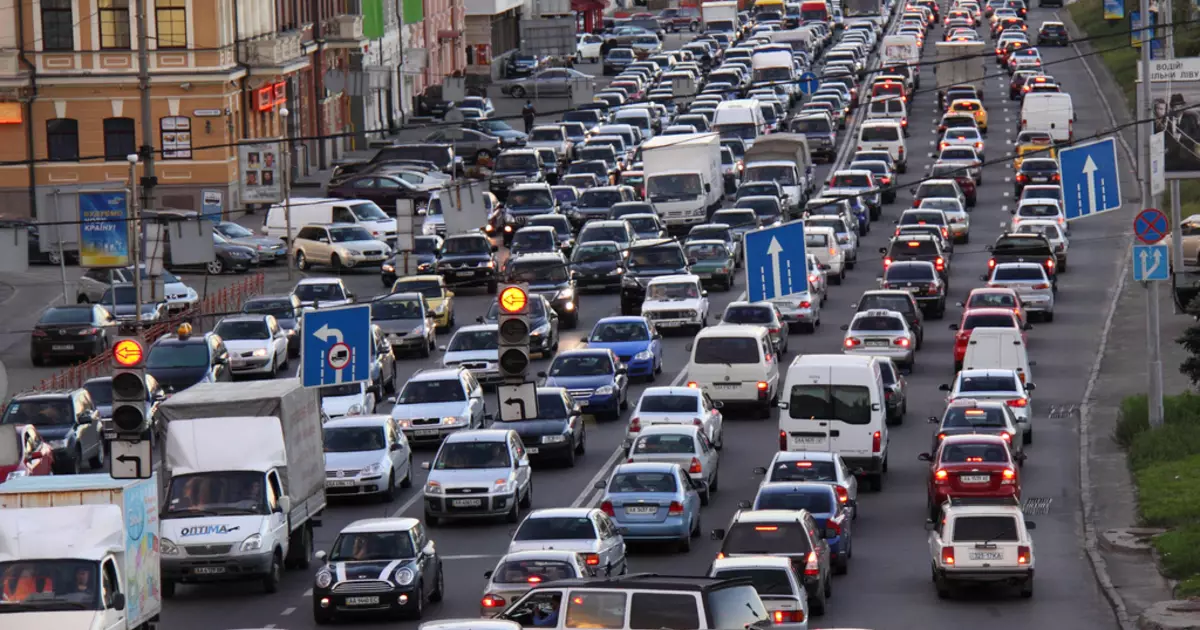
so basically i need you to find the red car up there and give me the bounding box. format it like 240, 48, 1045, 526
949, 307, 1028, 370
0, 425, 55, 483
920, 434, 1020, 519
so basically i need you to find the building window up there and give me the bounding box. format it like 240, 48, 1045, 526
46, 119, 79, 162
99, 0, 131, 49
41, 0, 74, 51
103, 118, 137, 161
155, 0, 187, 48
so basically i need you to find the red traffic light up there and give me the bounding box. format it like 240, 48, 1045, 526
113, 339, 145, 368
499, 286, 528, 314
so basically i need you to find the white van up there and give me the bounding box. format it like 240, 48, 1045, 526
778, 354, 889, 490
613, 108, 655, 142
714, 100, 768, 149
264, 197, 398, 244
804, 225, 845, 284
686, 325, 781, 418
962, 327, 1035, 387
1020, 93, 1075, 144
857, 120, 907, 172
867, 97, 908, 135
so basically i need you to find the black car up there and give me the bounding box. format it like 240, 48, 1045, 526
483, 294, 560, 357
503, 184, 558, 244
620, 239, 690, 315
535, 148, 561, 185
241, 294, 304, 358
142, 211, 258, 275
735, 181, 786, 204
499, 387, 586, 466
437, 233, 499, 294
507, 52, 543, 77
490, 150, 546, 200
734, 196, 784, 227
1, 389, 104, 473
312, 518, 444, 623
987, 233, 1058, 287
505, 252, 580, 328
146, 326, 233, 395
879, 261, 946, 318
416, 85, 453, 118
881, 235, 950, 282
879, 358, 908, 424
609, 201, 656, 221
381, 236, 442, 287
1014, 158, 1061, 194
30, 304, 115, 366
571, 240, 627, 292
1037, 21, 1068, 44
854, 290, 925, 348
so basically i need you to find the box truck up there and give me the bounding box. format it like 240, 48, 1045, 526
743, 134, 814, 219
702, 1, 739, 33
935, 41, 987, 105
641, 134, 724, 231
0, 474, 161, 630
882, 34, 922, 88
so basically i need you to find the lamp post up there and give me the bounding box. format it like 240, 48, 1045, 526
280, 107, 294, 281
127, 153, 143, 331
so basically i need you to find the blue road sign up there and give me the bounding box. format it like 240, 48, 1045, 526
1133, 244, 1170, 281
1134, 208, 1169, 244
1060, 137, 1122, 221
799, 72, 819, 95
301, 305, 372, 388
745, 221, 809, 303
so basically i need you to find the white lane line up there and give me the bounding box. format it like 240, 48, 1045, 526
443, 554, 504, 561
1001, 205, 1008, 213
265, 626, 277, 629
281, 607, 296, 616
1003, 191, 1010, 197
304, 588, 313, 597
1004, 176, 1012, 182
390, 482, 426, 517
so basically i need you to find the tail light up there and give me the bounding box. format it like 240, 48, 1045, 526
716, 552, 725, 560
935, 257, 945, 271
1002, 467, 1017, 483
799, 300, 811, 308
872, 430, 882, 453
689, 457, 703, 474
1032, 283, 1050, 290
937, 432, 947, 441
1006, 398, 1028, 408
583, 553, 601, 566
845, 337, 861, 348
1018, 546, 1031, 564
482, 594, 507, 608
934, 468, 949, 483
899, 146, 905, 159
630, 417, 640, 432
32, 329, 46, 337
942, 547, 956, 564
826, 517, 842, 536
894, 337, 911, 347
773, 610, 805, 624
600, 501, 615, 516
883, 257, 893, 267
885, 389, 894, 400
527, 576, 543, 584
757, 381, 769, 391
809, 274, 819, 283
1016, 173, 1027, 182
1021, 118, 1027, 126
779, 430, 787, 450
769, 327, 780, 335
803, 551, 820, 576
686, 381, 698, 388
835, 485, 849, 503
974, 141, 983, 149
1001, 432, 1012, 442
668, 501, 685, 515
988, 258, 997, 269
880, 176, 890, 184
941, 227, 949, 239
1045, 258, 1056, 270
939, 141, 948, 150
692, 417, 704, 428
1052, 173, 1061, 182
829, 248, 838, 257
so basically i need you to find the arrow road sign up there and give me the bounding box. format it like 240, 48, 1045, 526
1133, 244, 1170, 282
498, 382, 540, 422
1134, 208, 1169, 245
110, 439, 152, 480
1059, 137, 1122, 220
799, 72, 819, 95
744, 220, 809, 303
301, 305, 372, 388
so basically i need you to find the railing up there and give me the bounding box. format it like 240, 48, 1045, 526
33, 273, 267, 392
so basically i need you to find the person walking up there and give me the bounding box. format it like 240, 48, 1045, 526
522, 100, 537, 133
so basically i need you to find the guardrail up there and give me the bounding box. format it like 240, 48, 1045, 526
33, 273, 267, 392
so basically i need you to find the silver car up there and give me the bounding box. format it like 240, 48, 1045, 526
918, 198, 970, 243
479, 551, 590, 615
500, 68, 596, 99
506, 508, 627, 576
212, 313, 290, 377
840, 309, 916, 368
721, 301, 790, 354
76, 266, 198, 315
626, 425, 720, 505
291, 223, 392, 271
422, 429, 532, 524
371, 292, 437, 358
985, 262, 1055, 320
214, 221, 288, 263
939, 127, 985, 160
322, 414, 414, 500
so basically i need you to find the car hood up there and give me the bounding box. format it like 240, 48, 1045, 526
162, 514, 267, 545
224, 338, 271, 355
376, 318, 426, 334
149, 366, 210, 393
544, 375, 615, 389
327, 558, 417, 583
392, 401, 470, 420
626, 266, 689, 280
642, 298, 702, 311
507, 418, 570, 438
440, 253, 492, 264
230, 235, 286, 249
444, 349, 498, 364
507, 204, 557, 215
32, 425, 73, 441
587, 340, 651, 356
429, 467, 513, 487
574, 260, 620, 273
337, 240, 389, 254
326, 449, 387, 471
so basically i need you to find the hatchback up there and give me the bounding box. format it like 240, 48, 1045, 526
508, 508, 627, 576
920, 434, 1021, 520
745, 483, 853, 574
1014, 158, 1060, 194
626, 425, 719, 505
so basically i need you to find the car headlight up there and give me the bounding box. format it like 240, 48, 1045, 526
161, 538, 179, 555
230, 250, 251, 259
493, 478, 514, 492
361, 463, 383, 476
411, 326, 425, 336
558, 288, 575, 300
531, 323, 550, 337
395, 418, 411, 428
240, 534, 263, 552
596, 385, 615, 396
434, 302, 447, 314
382, 263, 395, 273
608, 268, 624, 275
346, 404, 365, 416
543, 434, 568, 444
315, 570, 333, 589
394, 567, 416, 586
485, 260, 496, 268
441, 416, 463, 425
252, 348, 268, 357
425, 481, 443, 495
634, 349, 654, 361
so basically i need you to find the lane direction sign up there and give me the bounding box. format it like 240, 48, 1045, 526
1134, 244, 1170, 281
1134, 208, 1169, 244
498, 382, 540, 422
111, 439, 152, 479
799, 72, 819, 95
301, 305, 371, 388
1060, 137, 1122, 220
744, 221, 809, 303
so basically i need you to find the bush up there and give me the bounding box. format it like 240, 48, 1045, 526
1176, 575, 1200, 599
1135, 455, 1200, 527
1154, 525, 1200, 581
1130, 423, 1200, 471
1114, 393, 1200, 450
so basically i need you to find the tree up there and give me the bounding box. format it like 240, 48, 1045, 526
1175, 294, 1200, 385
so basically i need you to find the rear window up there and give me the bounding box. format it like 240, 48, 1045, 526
707, 585, 770, 630
805, 233, 829, 247
1022, 160, 1058, 172
859, 295, 913, 314
754, 488, 834, 513
609, 471, 678, 492
952, 515, 1020, 542
723, 522, 812, 555
964, 313, 1016, 329
710, 568, 795, 596
940, 441, 1009, 463
968, 293, 1017, 309
943, 406, 1009, 428
492, 560, 576, 583
639, 394, 699, 413
1018, 203, 1060, 217
993, 237, 1050, 253
723, 305, 774, 324
768, 460, 837, 482
851, 315, 905, 331
993, 266, 1046, 281
885, 264, 935, 281
633, 433, 696, 454
694, 337, 761, 364
788, 385, 871, 424
513, 517, 596, 541
830, 173, 871, 188
959, 375, 1018, 392
891, 240, 939, 256
901, 211, 945, 225
861, 125, 899, 141
918, 184, 958, 198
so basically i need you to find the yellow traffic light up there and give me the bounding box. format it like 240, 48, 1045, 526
500, 286, 528, 314
112, 338, 145, 368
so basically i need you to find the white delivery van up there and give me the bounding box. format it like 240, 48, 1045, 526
867, 97, 908, 134
962, 327, 1035, 387
264, 197, 398, 244
687, 324, 781, 418
641, 133, 724, 228
778, 354, 889, 490
804, 225, 846, 283
1020, 93, 1074, 144
881, 34, 921, 88
751, 50, 797, 99
857, 120, 907, 172
714, 99, 768, 149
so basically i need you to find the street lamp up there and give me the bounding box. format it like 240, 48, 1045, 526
279, 106, 294, 279
127, 153, 143, 328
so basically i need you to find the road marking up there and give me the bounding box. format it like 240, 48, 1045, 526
265, 626, 276, 629
281, 607, 296, 616
1002, 205, 1009, 213
443, 554, 504, 561
1003, 191, 1010, 197
304, 588, 313, 597
390, 481, 426, 517
1005, 176, 1011, 183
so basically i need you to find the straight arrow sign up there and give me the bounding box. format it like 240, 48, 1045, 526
1082, 156, 1098, 217
768, 236, 784, 298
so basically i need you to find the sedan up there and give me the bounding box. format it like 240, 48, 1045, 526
684, 240, 737, 292
212, 314, 290, 378
327, 174, 434, 208
626, 386, 723, 450
919, 434, 1021, 520
584, 316, 663, 380
1016, 220, 1069, 269
985, 262, 1056, 320
840, 308, 917, 368
939, 127, 986, 159
371, 292, 437, 358
500, 68, 596, 98
626, 425, 719, 505
754, 450, 860, 518
500, 387, 587, 467
748, 482, 853, 574
214, 221, 288, 264
721, 301, 789, 354
480, 551, 589, 615
507, 508, 627, 576
540, 350, 628, 419
595, 462, 702, 551
1014, 157, 1061, 194
30, 304, 115, 366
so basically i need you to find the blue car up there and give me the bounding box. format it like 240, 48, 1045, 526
595, 462, 702, 551
540, 348, 629, 420
749, 482, 852, 574
584, 316, 663, 380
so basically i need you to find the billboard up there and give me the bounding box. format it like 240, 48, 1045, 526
239, 141, 284, 204
77, 191, 131, 268
1139, 58, 1200, 179
1104, 0, 1124, 20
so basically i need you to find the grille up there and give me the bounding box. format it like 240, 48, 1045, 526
568, 389, 595, 398
185, 545, 232, 556
326, 469, 358, 478
647, 310, 693, 319
240, 351, 257, 358
445, 487, 489, 495
462, 362, 491, 370
617, 355, 634, 362
363, 250, 384, 256
410, 418, 440, 426
332, 580, 392, 593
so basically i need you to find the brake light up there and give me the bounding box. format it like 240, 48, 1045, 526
629, 417, 641, 433
835, 485, 849, 503
845, 337, 861, 348
1052, 173, 1061, 182
872, 430, 881, 453
1021, 118, 1027, 126
935, 468, 949, 482
1001, 431, 1012, 442
1007, 398, 1028, 408
1046, 258, 1056, 269
773, 610, 805, 624
880, 176, 890, 183
600, 501, 614, 516
31, 329, 46, 337
1016, 173, 1027, 182
943, 547, 956, 564
756, 381, 769, 392
779, 430, 787, 450
693, 417, 704, 427
941, 227, 949, 239
895, 337, 911, 347
829, 247, 838, 257
826, 518, 842, 536
974, 141, 983, 149
1018, 546, 1031, 564
899, 146, 905, 158
689, 457, 703, 474
527, 575, 543, 584
1002, 467, 1017, 481
935, 257, 945, 271
668, 501, 685, 515
803, 551, 820, 576
482, 594, 507, 608
687, 381, 699, 388
1032, 283, 1050, 290
937, 432, 946, 441
716, 552, 725, 560
883, 257, 893, 267
988, 258, 997, 269
583, 553, 600, 566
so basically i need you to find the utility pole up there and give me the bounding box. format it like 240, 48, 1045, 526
128, 155, 143, 333
1141, 0, 1165, 428
135, 0, 156, 213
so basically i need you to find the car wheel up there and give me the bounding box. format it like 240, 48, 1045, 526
430, 565, 445, 603
425, 510, 440, 527
576, 425, 587, 454
420, 339, 431, 358
383, 472, 396, 503
263, 551, 282, 593
295, 251, 308, 270
330, 254, 342, 271
520, 481, 533, 508
511, 86, 526, 98
809, 586, 827, 616
206, 258, 225, 275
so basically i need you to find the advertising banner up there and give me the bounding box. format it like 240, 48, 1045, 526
1104, 0, 1124, 20
77, 191, 131, 268
239, 141, 284, 204
1139, 57, 1200, 178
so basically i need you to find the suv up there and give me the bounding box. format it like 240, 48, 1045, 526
1, 389, 104, 474
490, 150, 547, 199
504, 252, 580, 328
389, 367, 490, 445
854, 290, 925, 348
621, 239, 691, 315
879, 261, 947, 318
291, 223, 391, 271
986, 233, 1058, 288
496, 573, 773, 629
881, 234, 950, 281
438, 232, 500, 294
146, 324, 233, 394
711, 509, 834, 616
503, 183, 558, 244
927, 496, 1036, 599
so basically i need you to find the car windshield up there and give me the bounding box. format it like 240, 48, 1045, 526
994, 266, 1046, 281
496, 154, 540, 170
646, 173, 703, 201
627, 217, 660, 235
2, 399, 72, 426
147, 343, 209, 369
736, 199, 782, 220
694, 337, 760, 364
1022, 160, 1058, 172
959, 375, 1018, 392
531, 392, 568, 419
397, 379, 466, 404
550, 355, 613, 377
851, 315, 904, 331
323, 426, 387, 452
755, 488, 833, 512
711, 568, 794, 596
886, 264, 935, 281
940, 442, 1010, 463
859, 295, 912, 314
214, 319, 270, 340
330, 226, 374, 242
443, 237, 491, 254
944, 407, 1008, 428
530, 129, 562, 142
293, 282, 345, 302
320, 383, 362, 399
712, 212, 756, 228
579, 147, 615, 162
508, 261, 569, 284
723, 305, 773, 324
792, 117, 832, 133
39, 307, 93, 325
609, 471, 677, 492
371, 299, 424, 320
514, 517, 597, 541
964, 313, 1017, 329
647, 282, 699, 300
686, 242, 728, 262
717, 123, 759, 141
329, 531, 416, 561
448, 329, 498, 352
100, 286, 137, 305
723, 522, 811, 554
435, 441, 510, 469
830, 173, 871, 188
392, 280, 442, 299
861, 126, 899, 141
512, 230, 557, 251
629, 246, 685, 269
572, 243, 620, 262
633, 433, 695, 454
590, 321, 650, 342
83, 381, 114, 406
492, 560, 577, 584
952, 515, 1020, 542
745, 165, 796, 186
969, 293, 1019, 309
507, 189, 555, 207
581, 190, 626, 208
553, 188, 578, 205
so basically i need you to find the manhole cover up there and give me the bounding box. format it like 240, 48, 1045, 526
1023, 497, 1053, 515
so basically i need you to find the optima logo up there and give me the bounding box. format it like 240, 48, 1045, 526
180, 525, 241, 537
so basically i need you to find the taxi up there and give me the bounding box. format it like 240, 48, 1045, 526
1012, 131, 1055, 170
390, 274, 456, 332
947, 99, 988, 133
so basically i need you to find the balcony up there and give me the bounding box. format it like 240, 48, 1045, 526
323, 15, 368, 49
242, 32, 309, 74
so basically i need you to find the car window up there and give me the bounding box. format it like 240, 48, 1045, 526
943, 406, 1008, 428
694, 337, 760, 364
958, 375, 1019, 392
633, 433, 696, 454
952, 515, 1020, 542
755, 488, 834, 512
629, 593, 700, 630
565, 590, 626, 629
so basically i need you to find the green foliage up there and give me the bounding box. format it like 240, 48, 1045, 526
1135, 455, 1200, 527
1113, 393, 1200, 450
1154, 525, 1200, 580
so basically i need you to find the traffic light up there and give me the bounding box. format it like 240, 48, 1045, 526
110, 337, 150, 436
497, 284, 531, 383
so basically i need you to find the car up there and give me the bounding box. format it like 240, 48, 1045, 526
951, 307, 1029, 370
626, 386, 723, 450
1015, 220, 1069, 268
584, 316, 663, 381
929, 398, 1025, 461
479, 550, 590, 615
854, 290, 925, 348
985, 262, 1056, 320
371, 292, 437, 358
710, 510, 833, 616
76, 266, 199, 314
1014, 157, 1061, 194
390, 368, 489, 445
753, 450, 860, 517
212, 313, 291, 378
482, 294, 561, 358
422, 429, 532, 524
0, 389, 104, 474
620, 239, 692, 315
312, 517, 443, 622
292, 276, 354, 309
936, 146, 983, 183
879, 261, 946, 318
29, 304, 115, 366
440, 324, 501, 386
595, 461, 703, 550
540, 349, 629, 421
877, 357, 909, 424
911, 178, 967, 211
499, 183, 556, 235
920, 434, 1021, 520
501, 68, 596, 98
986, 232, 1058, 287
687, 224, 741, 263
98, 283, 167, 324
947, 98, 988, 133
639, 275, 709, 334
627, 421, 720, 504
720, 301, 789, 355
682, 240, 737, 292
390, 275, 455, 332
1037, 20, 1068, 45
569, 241, 627, 293
507, 507, 627, 575
927, 496, 1036, 599
0, 424, 54, 482
146, 324, 233, 394
939, 127, 986, 159
320, 381, 377, 419
840, 308, 917, 369
940, 369, 1036, 443
882, 234, 949, 281
958, 287, 1028, 324
322, 415, 414, 501
240, 294, 303, 357
744, 482, 853, 574
708, 556, 811, 628
437, 232, 500, 294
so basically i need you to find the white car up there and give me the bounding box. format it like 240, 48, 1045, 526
840, 308, 917, 368
506, 508, 627, 575
422, 428, 531, 525
322, 414, 413, 500
1010, 198, 1068, 234
806, 253, 828, 304
640, 275, 709, 334
754, 450, 860, 519
212, 314, 290, 377
390, 367, 489, 445
460, 96, 496, 118
320, 381, 377, 419
939, 127, 985, 160
625, 386, 723, 450
420, 190, 447, 236
986, 262, 1055, 320
627, 424, 720, 504
441, 324, 501, 386
1016, 220, 1069, 269
928, 496, 1035, 598
291, 276, 354, 309
527, 125, 573, 161
919, 197, 970, 243
709, 556, 810, 629
940, 368, 1035, 442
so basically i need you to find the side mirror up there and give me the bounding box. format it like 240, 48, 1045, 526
918, 452, 933, 462
418, 209, 427, 216
484, 570, 493, 579
685, 342, 694, 352
705, 183, 712, 192
420, 461, 432, 470
878, 247, 888, 255
110, 592, 126, 611
737, 500, 752, 509
839, 324, 849, 331
701, 290, 708, 297
390, 442, 402, 451
437, 345, 447, 352
1025, 382, 1036, 391
928, 416, 940, 424
538, 371, 548, 378
713, 401, 724, 409
315, 549, 328, 562
594, 480, 607, 490
938, 383, 951, 392
985, 245, 993, 252
979, 274, 988, 282
476, 316, 485, 324
752, 466, 767, 475
1025, 520, 1037, 530
1024, 323, 1033, 331
955, 301, 964, 308
710, 528, 727, 540
777, 401, 790, 410
387, 395, 397, 404
948, 324, 959, 331
924, 519, 937, 531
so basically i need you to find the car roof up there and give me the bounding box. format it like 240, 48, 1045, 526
712, 555, 795, 570
296, 276, 343, 286
732, 509, 809, 523
324, 414, 394, 429
646, 274, 700, 285
444, 429, 512, 443
525, 507, 597, 519
958, 368, 1021, 379
940, 433, 1010, 446
694, 324, 767, 339
636, 424, 703, 437
342, 517, 421, 534
410, 368, 466, 382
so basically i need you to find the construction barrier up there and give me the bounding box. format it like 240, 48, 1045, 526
33, 273, 267, 392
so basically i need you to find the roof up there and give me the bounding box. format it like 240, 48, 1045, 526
594, 315, 651, 326
324, 414, 395, 429
733, 509, 809, 523
772, 450, 838, 463
940, 432, 1009, 445
958, 367, 1021, 378
444, 429, 512, 443
452, 324, 498, 334
342, 517, 421, 534
642, 386, 701, 397
411, 367, 468, 381
524, 573, 743, 592
962, 306, 1019, 316
636, 423, 704, 437
498, 549, 586, 563
758, 481, 837, 496
696, 324, 768, 339
711, 555, 795, 571
296, 276, 344, 286
611, 461, 686, 475
525, 507, 597, 519
646, 274, 701, 285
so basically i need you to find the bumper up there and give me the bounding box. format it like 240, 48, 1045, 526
843, 455, 885, 474
644, 317, 702, 332
576, 274, 624, 290
524, 439, 574, 459
530, 335, 554, 356
949, 223, 970, 237
313, 587, 422, 618
932, 487, 1018, 507
32, 339, 103, 358
936, 567, 1034, 582
774, 302, 818, 324
400, 424, 470, 444
230, 358, 274, 375
623, 358, 655, 377
432, 310, 452, 329
1018, 295, 1054, 312
325, 475, 389, 496
694, 270, 734, 287
425, 491, 517, 518
695, 382, 771, 404
577, 394, 620, 414
387, 334, 429, 353
162, 551, 274, 581
612, 516, 691, 540
845, 347, 913, 363
658, 209, 708, 228
440, 268, 496, 285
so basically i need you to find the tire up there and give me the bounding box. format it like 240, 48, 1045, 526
1024, 428, 1032, 445
383, 472, 396, 502
487, 280, 498, 294
420, 339, 431, 358
31, 352, 44, 367
809, 586, 827, 616
565, 311, 579, 329
935, 573, 951, 599
1019, 578, 1034, 598
295, 251, 308, 271
206, 258, 225, 275
511, 85, 526, 98
162, 580, 177, 598
564, 441, 577, 467
263, 551, 283, 593
575, 426, 587, 454
507, 496, 522, 523
425, 510, 440, 527
1044, 311, 1054, 322
679, 527, 692, 552
834, 555, 848, 575
401, 455, 413, 488
331, 254, 343, 271
700, 485, 711, 506
430, 565, 445, 603
520, 481, 533, 508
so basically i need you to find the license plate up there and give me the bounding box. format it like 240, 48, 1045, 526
52, 344, 73, 351
969, 551, 1003, 561
866, 340, 890, 347
960, 474, 990, 483
790, 435, 827, 446
192, 567, 226, 575
414, 429, 439, 437
345, 596, 381, 606
526, 447, 539, 454
453, 498, 483, 507
626, 505, 658, 514
326, 479, 355, 487
578, 400, 589, 407
656, 321, 682, 327
904, 286, 920, 292
455, 271, 474, 277
714, 383, 739, 389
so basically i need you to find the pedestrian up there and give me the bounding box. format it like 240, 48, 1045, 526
522, 100, 537, 133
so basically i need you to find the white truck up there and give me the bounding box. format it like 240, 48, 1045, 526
769, 28, 816, 53
935, 41, 987, 105
701, 1, 739, 34
843, 0, 883, 23
156, 378, 325, 597
751, 50, 797, 100
0, 475, 161, 630
742, 134, 814, 219
641, 134, 724, 231
882, 34, 922, 89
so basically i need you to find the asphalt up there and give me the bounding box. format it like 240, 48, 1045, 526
7, 10, 1134, 629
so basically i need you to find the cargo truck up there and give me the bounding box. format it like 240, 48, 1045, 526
0, 474, 161, 630
641, 134, 724, 231
155, 378, 325, 597
701, 1, 739, 33
935, 41, 987, 106
882, 34, 922, 89
742, 134, 814, 219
